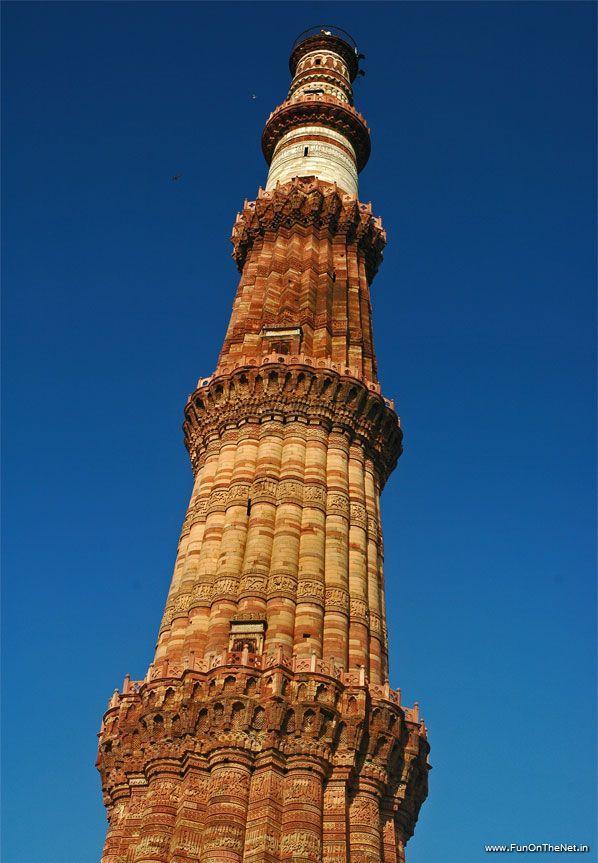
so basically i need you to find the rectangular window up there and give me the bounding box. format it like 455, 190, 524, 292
304, 147, 309, 157
228, 620, 267, 656
261, 326, 302, 357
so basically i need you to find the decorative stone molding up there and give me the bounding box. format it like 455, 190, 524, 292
350, 597, 370, 623
276, 479, 304, 504
267, 573, 298, 599
289, 70, 353, 103
197, 354, 391, 399
184, 363, 402, 488
239, 574, 268, 595
289, 33, 360, 81
327, 492, 350, 517
303, 483, 327, 509
325, 588, 350, 614
350, 501, 368, 527
212, 577, 240, 601
231, 177, 386, 280
262, 96, 370, 171
98, 662, 429, 848
296, 580, 326, 604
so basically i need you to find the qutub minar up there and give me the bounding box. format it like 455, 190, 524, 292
98, 27, 430, 863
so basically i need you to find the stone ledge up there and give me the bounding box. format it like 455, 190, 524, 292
231, 177, 385, 280
98, 657, 430, 841
262, 97, 371, 171
183, 362, 402, 487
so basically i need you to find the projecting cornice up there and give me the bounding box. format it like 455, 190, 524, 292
98, 662, 430, 839
183, 362, 402, 487
289, 32, 360, 81
262, 95, 371, 171
231, 177, 386, 281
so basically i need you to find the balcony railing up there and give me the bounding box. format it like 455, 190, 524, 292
292, 26, 358, 53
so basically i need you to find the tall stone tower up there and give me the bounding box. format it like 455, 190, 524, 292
98, 27, 429, 863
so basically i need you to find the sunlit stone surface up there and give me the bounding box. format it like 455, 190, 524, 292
97, 27, 430, 863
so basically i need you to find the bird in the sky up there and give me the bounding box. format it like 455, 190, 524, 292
170, 173, 182, 181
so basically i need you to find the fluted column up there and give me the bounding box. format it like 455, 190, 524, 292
348, 442, 370, 671
237, 422, 284, 621
365, 457, 384, 683
170, 761, 210, 863
349, 778, 383, 863
294, 425, 328, 656
323, 429, 351, 669
202, 430, 239, 656
395, 827, 407, 863
173, 442, 231, 661
160, 434, 227, 663
154, 444, 216, 663
100, 798, 128, 863
280, 757, 325, 863
201, 754, 252, 863
347, 246, 364, 372
265, 421, 306, 654
357, 252, 377, 382
373, 468, 389, 681
179, 438, 222, 662
381, 805, 400, 863
331, 238, 349, 369
133, 773, 180, 863
242, 758, 285, 863
204, 427, 257, 656
113, 784, 145, 863
168, 464, 205, 599
322, 770, 351, 863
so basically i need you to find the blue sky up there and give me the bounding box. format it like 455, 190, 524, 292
2, 2, 595, 861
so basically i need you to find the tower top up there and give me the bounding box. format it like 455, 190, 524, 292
289, 26, 362, 81
262, 25, 369, 196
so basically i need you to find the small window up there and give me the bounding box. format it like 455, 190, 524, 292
315, 57, 321, 65
303, 147, 309, 157
232, 638, 257, 653
229, 619, 267, 656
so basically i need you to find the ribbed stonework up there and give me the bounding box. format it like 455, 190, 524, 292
98, 27, 430, 863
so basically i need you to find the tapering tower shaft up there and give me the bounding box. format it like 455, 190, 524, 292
98, 27, 429, 863
264, 31, 366, 194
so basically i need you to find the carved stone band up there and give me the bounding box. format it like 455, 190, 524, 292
184, 364, 402, 489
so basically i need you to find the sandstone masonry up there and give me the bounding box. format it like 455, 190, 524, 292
97, 27, 430, 863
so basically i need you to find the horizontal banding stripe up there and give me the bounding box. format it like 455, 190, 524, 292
272, 130, 356, 164
291, 68, 352, 94
262, 98, 370, 171
273, 137, 356, 165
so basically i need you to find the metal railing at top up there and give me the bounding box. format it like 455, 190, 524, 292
292, 26, 358, 53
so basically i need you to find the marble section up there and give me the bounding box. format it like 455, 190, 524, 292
266, 127, 357, 196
